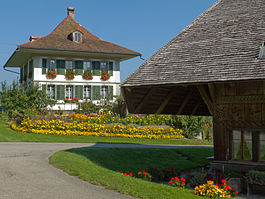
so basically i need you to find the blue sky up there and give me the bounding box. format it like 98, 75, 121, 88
0, 0, 218, 84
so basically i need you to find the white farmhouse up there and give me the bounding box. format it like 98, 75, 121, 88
4, 7, 140, 110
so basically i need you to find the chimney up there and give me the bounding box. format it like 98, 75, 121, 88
67, 7, 75, 19
29, 36, 41, 42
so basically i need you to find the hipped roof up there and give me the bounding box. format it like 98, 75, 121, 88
122, 0, 265, 87
5, 15, 140, 68
20, 16, 140, 56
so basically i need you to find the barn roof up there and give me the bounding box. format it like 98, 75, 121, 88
122, 0, 265, 116
122, 0, 265, 87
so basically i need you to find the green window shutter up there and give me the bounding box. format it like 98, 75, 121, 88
20, 67, 24, 80
92, 61, 100, 76
75, 60, 83, 75
109, 61, 113, 76
56, 85, 65, 100
108, 86, 113, 100
75, 85, 83, 100
42, 84, 47, 95
92, 86, 100, 100
56, 60, 65, 75
42, 59, 47, 74
29, 60, 33, 74
24, 64, 28, 78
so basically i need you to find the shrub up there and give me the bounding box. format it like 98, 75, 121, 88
187, 171, 207, 187
0, 81, 55, 119
247, 170, 265, 185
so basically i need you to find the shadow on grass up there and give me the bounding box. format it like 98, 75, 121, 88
65, 144, 213, 175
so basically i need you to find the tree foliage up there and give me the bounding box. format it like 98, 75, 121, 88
0, 81, 55, 118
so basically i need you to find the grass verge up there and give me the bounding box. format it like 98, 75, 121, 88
0, 119, 212, 145
49, 147, 213, 199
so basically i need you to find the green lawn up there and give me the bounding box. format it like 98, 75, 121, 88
50, 147, 213, 199
0, 119, 212, 145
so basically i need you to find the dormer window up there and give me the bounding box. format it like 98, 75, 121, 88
73, 31, 82, 43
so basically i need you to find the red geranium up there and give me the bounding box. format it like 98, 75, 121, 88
46, 70, 57, 79
101, 71, 110, 81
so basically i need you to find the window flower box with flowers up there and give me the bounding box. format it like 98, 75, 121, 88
64, 98, 79, 103
46, 70, 57, 79
82, 71, 93, 80
72, 98, 79, 103
101, 71, 110, 81
65, 70, 75, 80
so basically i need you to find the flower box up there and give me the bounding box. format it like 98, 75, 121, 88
65, 70, 75, 80
101, 71, 110, 81
46, 70, 57, 79
82, 71, 93, 80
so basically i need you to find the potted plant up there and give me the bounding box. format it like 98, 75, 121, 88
71, 98, 79, 103
82, 71, 93, 80
64, 98, 71, 103
65, 70, 75, 80
101, 71, 110, 81
46, 70, 57, 79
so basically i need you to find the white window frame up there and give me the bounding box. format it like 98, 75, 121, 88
47, 85, 55, 100
48, 60, 56, 71
73, 31, 82, 43
101, 86, 108, 99
84, 86, 91, 100
100, 61, 108, 72
84, 61, 91, 72
66, 86, 73, 100
66, 61, 73, 71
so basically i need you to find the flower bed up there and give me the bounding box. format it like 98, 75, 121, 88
10, 118, 184, 139
68, 113, 173, 126
115, 166, 239, 198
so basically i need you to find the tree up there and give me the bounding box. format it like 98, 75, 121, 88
0, 81, 55, 118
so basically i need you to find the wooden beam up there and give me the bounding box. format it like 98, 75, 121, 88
122, 87, 134, 113
156, 89, 175, 114
134, 88, 155, 113
176, 91, 192, 115
208, 83, 216, 103
197, 85, 214, 115
191, 103, 200, 115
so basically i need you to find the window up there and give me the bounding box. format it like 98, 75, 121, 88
47, 85, 55, 100
101, 86, 108, 99
66, 86, 73, 99
48, 60, 55, 71
232, 130, 252, 160
100, 61, 108, 72
66, 61, 73, 71
73, 32, 82, 43
84, 86, 91, 99
260, 132, 265, 161
84, 61, 91, 72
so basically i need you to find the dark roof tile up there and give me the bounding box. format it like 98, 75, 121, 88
122, 0, 265, 87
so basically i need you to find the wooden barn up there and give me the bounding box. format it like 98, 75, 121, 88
121, 0, 265, 171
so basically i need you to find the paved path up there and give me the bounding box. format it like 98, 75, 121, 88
0, 142, 263, 199
0, 142, 135, 199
